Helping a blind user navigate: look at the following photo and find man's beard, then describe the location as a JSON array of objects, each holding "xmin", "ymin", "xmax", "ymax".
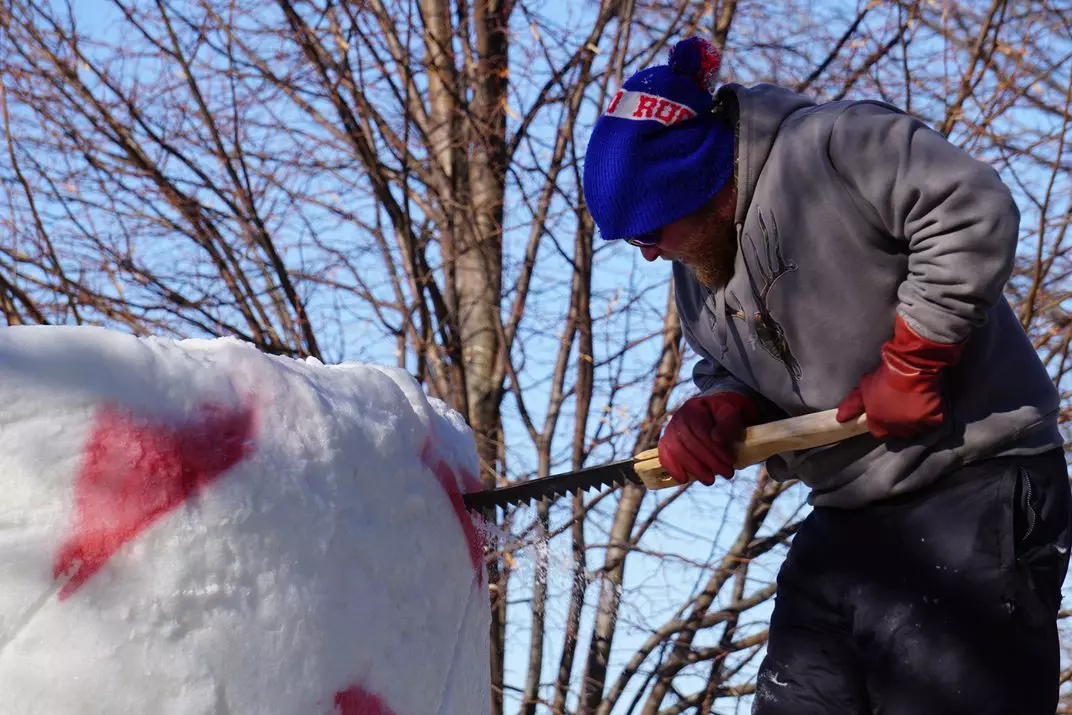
[{"xmin": 681, "ymin": 212, "xmax": 738, "ymax": 290}]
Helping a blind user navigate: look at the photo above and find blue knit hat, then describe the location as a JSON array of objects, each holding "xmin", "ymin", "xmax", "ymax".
[{"xmin": 583, "ymin": 37, "xmax": 735, "ymax": 243}]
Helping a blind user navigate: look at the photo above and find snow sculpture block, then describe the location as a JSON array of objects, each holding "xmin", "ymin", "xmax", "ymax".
[{"xmin": 0, "ymin": 326, "xmax": 489, "ymax": 714}]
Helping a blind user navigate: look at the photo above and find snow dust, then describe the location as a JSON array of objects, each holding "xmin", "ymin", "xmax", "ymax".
[{"xmin": 478, "ymin": 512, "xmax": 591, "ymax": 603}]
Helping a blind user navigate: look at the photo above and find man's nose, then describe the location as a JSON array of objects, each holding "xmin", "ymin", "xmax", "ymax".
[{"xmin": 640, "ymin": 245, "xmax": 660, "ymax": 262}]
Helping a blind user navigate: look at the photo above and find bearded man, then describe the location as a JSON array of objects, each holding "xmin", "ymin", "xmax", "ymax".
[{"xmin": 582, "ymin": 36, "xmax": 1071, "ymax": 714}]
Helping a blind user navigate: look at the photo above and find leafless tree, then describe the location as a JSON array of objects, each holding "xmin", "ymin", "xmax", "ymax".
[{"xmin": 2, "ymin": 0, "xmax": 1070, "ymax": 712}]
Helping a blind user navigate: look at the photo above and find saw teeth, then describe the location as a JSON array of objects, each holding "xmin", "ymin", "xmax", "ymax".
[{"xmin": 460, "ymin": 458, "xmax": 636, "ymax": 513}]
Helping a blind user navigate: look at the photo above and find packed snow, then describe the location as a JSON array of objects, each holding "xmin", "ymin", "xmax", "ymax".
[{"xmin": 0, "ymin": 325, "xmax": 490, "ymax": 714}]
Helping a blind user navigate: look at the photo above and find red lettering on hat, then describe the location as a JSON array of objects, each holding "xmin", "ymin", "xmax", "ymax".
[
  {"xmin": 677, "ymin": 106, "xmax": 697, "ymax": 122},
  {"xmin": 654, "ymin": 99, "xmax": 680, "ymax": 124},
  {"xmin": 605, "ymin": 89, "xmax": 624, "ymax": 114},
  {"xmin": 633, "ymin": 94, "xmax": 658, "ymax": 119}
]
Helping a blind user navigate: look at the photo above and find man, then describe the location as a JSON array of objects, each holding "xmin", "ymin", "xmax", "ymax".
[{"xmin": 583, "ymin": 36, "xmax": 1072, "ymax": 713}]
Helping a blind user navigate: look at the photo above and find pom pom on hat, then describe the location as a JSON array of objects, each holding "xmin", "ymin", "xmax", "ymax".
[
  {"xmin": 582, "ymin": 36, "xmax": 735, "ymax": 243},
  {"xmin": 668, "ymin": 36, "xmax": 722, "ymax": 92}
]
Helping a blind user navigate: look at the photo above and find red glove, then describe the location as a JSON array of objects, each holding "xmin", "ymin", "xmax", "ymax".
[
  {"xmin": 659, "ymin": 392, "xmax": 757, "ymax": 485},
  {"xmin": 836, "ymin": 314, "xmax": 965, "ymax": 440}
]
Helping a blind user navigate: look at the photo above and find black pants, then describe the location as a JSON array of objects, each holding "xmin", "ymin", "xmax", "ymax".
[{"xmin": 753, "ymin": 449, "xmax": 1072, "ymax": 714}]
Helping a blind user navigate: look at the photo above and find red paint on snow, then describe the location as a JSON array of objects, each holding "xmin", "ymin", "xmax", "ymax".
[
  {"xmin": 334, "ymin": 685, "xmax": 396, "ymax": 715},
  {"xmin": 420, "ymin": 438, "xmax": 484, "ymax": 585},
  {"xmin": 456, "ymin": 464, "xmax": 482, "ymax": 495},
  {"xmin": 53, "ymin": 401, "xmax": 256, "ymax": 600}
]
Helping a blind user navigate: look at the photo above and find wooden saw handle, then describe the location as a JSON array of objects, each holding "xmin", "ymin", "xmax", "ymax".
[{"xmin": 632, "ymin": 408, "xmax": 870, "ymax": 490}]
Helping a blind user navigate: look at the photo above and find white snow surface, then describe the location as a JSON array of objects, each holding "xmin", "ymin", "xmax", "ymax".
[{"xmin": 0, "ymin": 325, "xmax": 489, "ymax": 714}]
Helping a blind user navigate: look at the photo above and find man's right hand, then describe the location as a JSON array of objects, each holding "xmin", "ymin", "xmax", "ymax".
[{"xmin": 659, "ymin": 392, "xmax": 758, "ymax": 485}]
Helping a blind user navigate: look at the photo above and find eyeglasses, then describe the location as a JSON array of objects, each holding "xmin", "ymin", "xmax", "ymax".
[{"xmin": 625, "ymin": 231, "xmax": 660, "ymax": 248}]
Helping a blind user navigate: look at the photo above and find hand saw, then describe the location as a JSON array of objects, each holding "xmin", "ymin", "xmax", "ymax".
[{"xmin": 461, "ymin": 409, "xmax": 870, "ymax": 513}]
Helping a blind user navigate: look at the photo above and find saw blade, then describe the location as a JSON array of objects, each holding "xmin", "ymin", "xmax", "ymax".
[{"xmin": 461, "ymin": 458, "xmax": 643, "ymax": 513}]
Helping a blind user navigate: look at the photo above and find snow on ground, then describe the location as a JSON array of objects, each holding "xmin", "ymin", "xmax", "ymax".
[{"xmin": 0, "ymin": 325, "xmax": 489, "ymax": 714}]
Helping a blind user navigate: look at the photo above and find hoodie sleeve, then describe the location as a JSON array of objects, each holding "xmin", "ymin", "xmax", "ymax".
[
  {"xmin": 684, "ymin": 326, "xmax": 786, "ymax": 422},
  {"xmin": 677, "ymin": 304, "xmax": 763, "ymax": 396},
  {"xmin": 827, "ymin": 101, "xmax": 1020, "ymax": 345},
  {"xmin": 672, "ymin": 266, "xmax": 787, "ymax": 422},
  {"xmin": 691, "ymin": 347, "xmax": 751, "ymax": 396},
  {"xmin": 673, "ymin": 281, "xmax": 754, "ymax": 396}
]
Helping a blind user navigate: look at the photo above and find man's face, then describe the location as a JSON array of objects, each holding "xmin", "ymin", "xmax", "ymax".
[{"xmin": 637, "ymin": 181, "xmax": 738, "ymax": 289}]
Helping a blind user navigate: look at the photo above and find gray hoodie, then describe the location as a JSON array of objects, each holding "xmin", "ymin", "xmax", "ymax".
[{"xmin": 673, "ymin": 83, "xmax": 1063, "ymax": 508}]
